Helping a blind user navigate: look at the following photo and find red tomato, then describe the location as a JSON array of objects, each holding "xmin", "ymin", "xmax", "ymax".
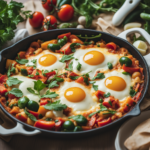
[
  {"xmin": 106, "ymin": 42, "xmax": 117, "ymax": 50},
  {"xmin": 42, "ymin": 15, "xmax": 57, "ymax": 31},
  {"xmin": 42, "ymin": 0, "xmax": 56, "ymax": 11},
  {"xmin": 58, "ymin": 4, "xmax": 74, "ymax": 22},
  {"xmin": 29, "ymin": 11, "xmax": 44, "ymax": 28}
]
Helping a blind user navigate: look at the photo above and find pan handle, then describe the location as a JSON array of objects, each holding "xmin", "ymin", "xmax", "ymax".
[
  {"xmin": 0, "ymin": 122, "xmax": 41, "ymax": 136},
  {"xmin": 117, "ymin": 28, "xmax": 150, "ymax": 44}
]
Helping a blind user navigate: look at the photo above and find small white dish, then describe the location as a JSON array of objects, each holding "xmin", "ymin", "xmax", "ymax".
[{"xmin": 115, "ymin": 110, "xmax": 150, "ymax": 150}]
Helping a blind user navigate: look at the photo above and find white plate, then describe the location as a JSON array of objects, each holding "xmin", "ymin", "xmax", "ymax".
[{"xmin": 115, "ymin": 110, "xmax": 150, "ymax": 150}]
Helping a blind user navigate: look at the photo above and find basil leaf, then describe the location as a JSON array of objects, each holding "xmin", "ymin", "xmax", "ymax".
[
  {"xmin": 77, "ymin": 62, "xmax": 82, "ymax": 71},
  {"xmin": 41, "ymin": 91, "xmax": 59, "ymax": 98},
  {"xmin": 31, "ymin": 59, "xmax": 37, "ymax": 64},
  {"xmin": 70, "ymin": 43, "xmax": 81, "ymax": 52},
  {"xmin": 16, "ymin": 59, "xmax": 28, "ymax": 64},
  {"xmin": 59, "ymin": 54, "xmax": 74, "ymax": 63},
  {"xmin": 33, "ymin": 80, "xmax": 46, "ymax": 92},
  {"xmin": 122, "ymin": 72, "xmax": 131, "ymax": 76},
  {"xmin": 48, "ymin": 81, "xmax": 59, "ymax": 89},
  {"xmin": 27, "ymin": 87, "xmax": 39, "ymax": 95},
  {"xmin": 103, "ymin": 92, "xmax": 111, "ymax": 98},
  {"xmin": 24, "ymin": 108, "xmax": 37, "ymax": 122},
  {"xmin": 44, "ymin": 100, "xmax": 67, "ymax": 111},
  {"xmin": 130, "ymin": 87, "xmax": 137, "ymax": 97},
  {"xmin": 107, "ymin": 62, "xmax": 113, "ymax": 70},
  {"xmin": 8, "ymin": 88, "xmax": 23, "ymax": 97},
  {"xmin": 92, "ymin": 73, "xmax": 105, "ymax": 80},
  {"xmin": 6, "ymin": 77, "xmax": 23, "ymax": 86},
  {"xmin": 65, "ymin": 62, "xmax": 73, "ymax": 71}
]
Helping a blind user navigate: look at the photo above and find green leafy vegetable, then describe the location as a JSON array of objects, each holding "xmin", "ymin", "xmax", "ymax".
[
  {"xmin": 65, "ymin": 62, "xmax": 73, "ymax": 71},
  {"xmin": 77, "ymin": 62, "xmax": 82, "ymax": 71},
  {"xmin": 59, "ymin": 54, "xmax": 74, "ymax": 63},
  {"xmin": 34, "ymin": 80, "xmax": 46, "ymax": 93},
  {"xmin": 31, "ymin": 59, "xmax": 37, "ymax": 64},
  {"xmin": 68, "ymin": 115, "xmax": 87, "ymax": 125},
  {"xmin": 7, "ymin": 64, "xmax": 16, "ymax": 77},
  {"xmin": 133, "ymin": 34, "xmax": 146, "ymax": 43},
  {"xmin": 8, "ymin": 88, "xmax": 23, "ymax": 97},
  {"xmin": 70, "ymin": 43, "xmax": 81, "ymax": 52},
  {"xmin": 90, "ymin": 81, "xmax": 98, "ymax": 91},
  {"xmin": 41, "ymin": 91, "xmax": 59, "ymax": 99},
  {"xmin": 70, "ymin": 76, "xmax": 79, "ymax": 80},
  {"xmin": 130, "ymin": 87, "xmax": 137, "ymax": 97},
  {"xmin": 44, "ymin": 100, "xmax": 67, "ymax": 111},
  {"xmin": 122, "ymin": 72, "xmax": 131, "ymax": 76},
  {"xmin": 27, "ymin": 87, "xmax": 39, "ymax": 95},
  {"xmin": 107, "ymin": 62, "xmax": 113, "ymax": 70},
  {"xmin": 24, "ymin": 108, "xmax": 37, "ymax": 122},
  {"xmin": 6, "ymin": 77, "xmax": 23, "ymax": 86},
  {"xmin": 76, "ymin": 34, "xmax": 102, "ymax": 39},
  {"xmin": 16, "ymin": 59, "xmax": 28, "ymax": 65},
  {"xmin": 104, "ymin": 92, "xmax": 111, "ymax": 98},
  {"xmin": 88, "ymin": 110, "xmax": 101, "ymax": 118},
  {"xmin": 48, "ymin": 81, "xmax": 59, "ymax": 89},
  {"xmin": 92, "ymin": 73, "xmax": 105, "ymax": 80}
]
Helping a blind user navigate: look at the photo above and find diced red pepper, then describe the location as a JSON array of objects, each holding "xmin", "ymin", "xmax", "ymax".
[
  {"xmin": 45, "ymin": 71, "xmax": 56, "ymax": 78},
  {"xmin": 0, "ymin": 75, "xmax": 8, "ymax": 84},
  {"xmin": 40, "ymin": 98, "xmax": 51, "ymax": 106},
  {"xmin": 106, "ymin": 42, "xmax": 117, "ymax": 50},
  {"xmin": 123, "ymin": 105, "xmax": 130, "ymax": 113},
  {"xmin": 82, "ymin": 126, "xmax": 92, "ymax": 130},
  {"xmin": 133, "ymin": 92, "xmax": 141, "ymax": 102},
  {"xmin": 98, "ymin": 117, "xmax": 111, "ymax": 127},
  {"xmin": 28, "ymin": 110, "xmax": 39, "ymax": 119},
  {"xmin": 16, "ymin": 114, "xmax": 27, "ymax": 122},
  {"xmin": 95, "ymin": 90, "xmax": 105, "ymax": 99},
  {"xmin": 34, "ymin": 120, "xmax": 55, "ymax": 130},
  {"xmin": 75, "ymin": 76, "xmax": 84, "ymax": 83},
  {"xmin": 26, "ymin": 66, "xmax": 34, "ymax": 75},
  {"xmin": 59, "ymin": 43, "xmax": 72, "ymax": 55},
  {"xmin": 122, "ymin": 64, "xmax": 140, "ymax": 74},
  {"xmin": 58, "ymin": 32, "xmax": 71, "ymax": 39},
  {"xmin": 88, "ymin": 114, "xmax": 96, "ymax": 127},
  {"xmin": 8, "ymin": 93, "xmax": 16, "ymax": 100},
  {"xmin": 69, "ymin": 72, "xmax": 79, "ymax": 77},
  {"xmin": 55, "ymin": 117, "xmax": 64, "ymax": 131},
  {"xmin": 0, "ymin": 84, "xmax": 7, "ymax": 96}
]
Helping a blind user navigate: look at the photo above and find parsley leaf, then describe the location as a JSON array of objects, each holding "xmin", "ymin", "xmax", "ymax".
[
  {"xmin": 55, "ymin": 77, "xmax": 64, "ymax": 82},
  {"xmin": 34, "ymin": 80, "xmax": 46, "ymax": 93},
  {"xmin": 59, "ymin": 54, "xmax": 74, "ymax": 63},
  {"xmin": 122, "ymin": 72, "xmax": 131, "ymax": 76},
  {"xmin": 24, "ymin": 108, "xmax": 37, "ymax": 122},
  {"xmin": 31, "ymin": 59, "xmax": 37, "ymax": 64},
  {"xmin": 92, "ymin": 73, "xmax": 105, "ymax": 80},
  {"xmin": 88, "ymin": 110, "xmax": 101, "ymax": 118},
  {"xmin": 77, "ymin": 62, "xmax": 82, "ymax": 71},
  {"xmin": 70, "ymin": 76, "xmax": 79, "ymax": 80},
  {"xmin": 42, "ymin": 70, "xmax": 49, "ymax": 76},
  {"xmin": 65, "ymin": 62, "xmax": 73, "ymax": 71},
  {"xmin": 6, "ymin": 77, "xmax": 23, "ymax": 86},
  {"xmin": 8, "ymin": 88, "xmax": 23, "ymax": 97},
  {"xmin": 7, "ymin": 64, "xmax": 16, "ymax": 77},
  {"xmin": 130, "ymin": 87, "xmax": 137, "ymax": 97},
  {"xmin": 107, "ymin": 62, "xmax": 113, "ymax": 70},
  {"xmin": 104, "ymin": 92, "xmax": 111, "ymax": 98},
  {"xmin": 93, "ymin": 84, "xmax": 98, "ymax": 91},
  {"xmin": 44, "ymin": 100, "xmax": 67, "ymax": 111},
  {"xmin": 27, "ymin": 87, "xmax": 39, "ymax": 95},
  {"xmin": 48, "ymin": 81, "xmax": 59, "ymax": 89},
  {"xmin": 16, "ymin": 59, "xmax": 28, "ymax": 65},
  {"xmin": 41, "ymin": 91, "xmax": 59, "ymax": 99},
  {"xmin": 70, "ymin": 43, "xmax": 81, "ymax": 52}
]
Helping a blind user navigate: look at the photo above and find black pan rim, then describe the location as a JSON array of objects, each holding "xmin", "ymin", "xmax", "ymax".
[{"xmin": 0, "ymin": 28, "xmax": 149, "ymax": 135}]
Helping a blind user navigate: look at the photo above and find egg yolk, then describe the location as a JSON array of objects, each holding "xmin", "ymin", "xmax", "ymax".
[
  {"xmin": 83, "ymin": 51, "xmax": 105, "ymax": 65},
  {"xmin": 105, "ymin": 76, "xmax": 126, "ymax": 91},
  {"xmin": 64, "ymin": 87, "xmax": 86, "ymax": 103},
  {"xmin": 39, "ymin": 54, "xmax": 57, "ymax": 66}
]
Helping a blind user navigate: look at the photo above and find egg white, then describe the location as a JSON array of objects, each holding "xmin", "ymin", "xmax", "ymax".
[
  {"xmin": 25, "ymin": 50, "xmax": 66, "ymax": 72},
  {"xmin": 72, "ymin": 47, "xmax": 119, "ymax": 78},
  {"xmin": 56, "ymin": 81, "xmax": 98, "ymax": 114},
  {"xmin": 12, "ymin": 75, "xmax": 47, "ymax": 103},
  {"xmin": 93, "ymin": 70, "xmax": 132, "ymax": 101}
]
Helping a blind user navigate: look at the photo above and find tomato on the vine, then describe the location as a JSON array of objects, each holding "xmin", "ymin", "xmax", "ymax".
[
  {"xmin": 29, "ymin": 11, "xmax": 44, "ymax": 28},
  {"xmin": 58, "ymin": 4, "xmax": 74, "ymax": 22},
  {"xmin": 42, "ymin": 0, "xmax": 56, "ymax": 11},
  {"xmin": 42, "ymin": 15, "xmax": 57, "ymax": 31}
]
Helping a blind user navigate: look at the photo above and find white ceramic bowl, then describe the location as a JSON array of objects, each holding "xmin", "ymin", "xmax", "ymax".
[{"xmin": 115, "ymin": 110, "xmax": 150, "ymax": 150}]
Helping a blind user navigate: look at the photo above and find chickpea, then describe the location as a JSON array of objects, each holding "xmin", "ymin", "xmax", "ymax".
[
  {"xmin": 132, "ymin": 72, "xmax": 141, "ymax": 79},
  {"xmin": 27, "ymin": 118, "xmax": 35, "ymax": 126},
  {"xmin": 45, "ymin": 111, "xmax": 54, "ymax": 119},
  {"xmin": 134, "ymin": 77, "xmax": 141, "ymax": 83}
]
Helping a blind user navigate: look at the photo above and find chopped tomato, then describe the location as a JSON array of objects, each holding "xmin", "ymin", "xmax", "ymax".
[
  {"xmin": 75, "ymin": 76, "xmax": 84, "ymax": 83},
  {"xmin": 88, "ymin": 114, "xmax": 96, "ymax": 127},
  {"xmin": 45, "ymin": 70, "xmax": 56, "ymax": 78},
  {"xmin": 82, "ymin": 126, "xmax": 92, "ymax": 130},
  {"xmin": 0, "ymin": 84, "xmax": 7, "ymax": 96},
  {"xmin": 55, "ymin": 117, "xmax": 64, "ymax": 131},
  {"xmin": 16, "ymin": 114, "xmax": 27, "ymax": 122},
  {"xmin": 58, "ymin": 32, "xmax": 71, "ymax": 39},
  {"xmin": 123, "ymin": 105, "xmax": 130, "ymax": 113},
  {"xmin": 40, "ymin": 98, "xmax": 51, "ymax": 106},
  {"xmin": 26, "ymin": 66, "xmax": 34, "ymax": 75},
  {"xmin": 34, "ymin": 120, "xmax": 55, "ymax": 130},
  {"xmin": 122, "ymin": 64, "xmax": 140, "ymax": 74},
  {"xmin": 103, "ymin": 96, "xmax": 120, "ymax": 109},
  {"xmin": 95, "ymin": 90, "xmax": 105, "ymax": 99},
  {"xmin": 106, "ymin": 42, "xmax": 117, "ymax": 50},
  {"xmin": 69, "ymin": 72, "xmax": 79, "ymax": 77},
  {"xmin": 28, "ymin": 110, "xmax": 39, "ymax": 119},
  {"xmin": 135, "ymin": 83, "xmax": 140, "ymax": 92},
  {"xmin": 98, "ymin": 117, "xmax": 111, "ymax": 127},
  {"xmin": 0, "ymin": 75, "xmax": 8, "ymax": 84},
  {"xmin": 18, "ymin": 51, "xmax": 26, "ymax": 59},
  {"xmin": 69, "ymin": 34, "xmax": 83, "ymax": 44},
  {"xmin": 133, "ymin": 92, "xmax": 141, "ymax": 102},
  {"xmin": 8, "ymin": 93, "xmax": 16, "ymax": 100},
  {"xmin": 59, "ymin": 42, "xmax": 72, "ymax": 55}
]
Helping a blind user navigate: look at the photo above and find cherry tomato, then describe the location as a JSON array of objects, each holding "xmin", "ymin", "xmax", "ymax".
[
  {"xmin": 58, "ymin": 4, "xmax": 74, "ymax": 22},
  {"xmin": 29, "ymin": 11, "xmax": 44, "ymax": 28},
  {"xmin": 42, "ymin": 0, "xmax": 56, "ymax": 11},
  {"xmin": 42, "ymin": 15, "xmax": 57, "ymax": 31}
]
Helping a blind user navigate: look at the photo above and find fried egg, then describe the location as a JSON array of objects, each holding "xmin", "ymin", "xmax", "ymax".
[
  {"xmin": 93, "ymin": 70, "xmax": 132, "ymax": 101},
  {"xmin": 72, "ymin": 47, "xmax": 119, "ymax": 78},
  {"xmin": 12, "ymin": 75, "xmax": 46, "ymax": 103},
  {"xmin": 57, "ymin": 81, "xmax": 98, "ymax": 114},
  {"xmin": 25, "ymin": 50, "xmax": 66, "ymax": 72}
]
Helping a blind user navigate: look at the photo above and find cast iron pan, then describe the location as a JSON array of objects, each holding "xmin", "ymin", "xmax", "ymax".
[{"xmin": 0, "ymin": 29, "xmax": 149, "ymax": 137}]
